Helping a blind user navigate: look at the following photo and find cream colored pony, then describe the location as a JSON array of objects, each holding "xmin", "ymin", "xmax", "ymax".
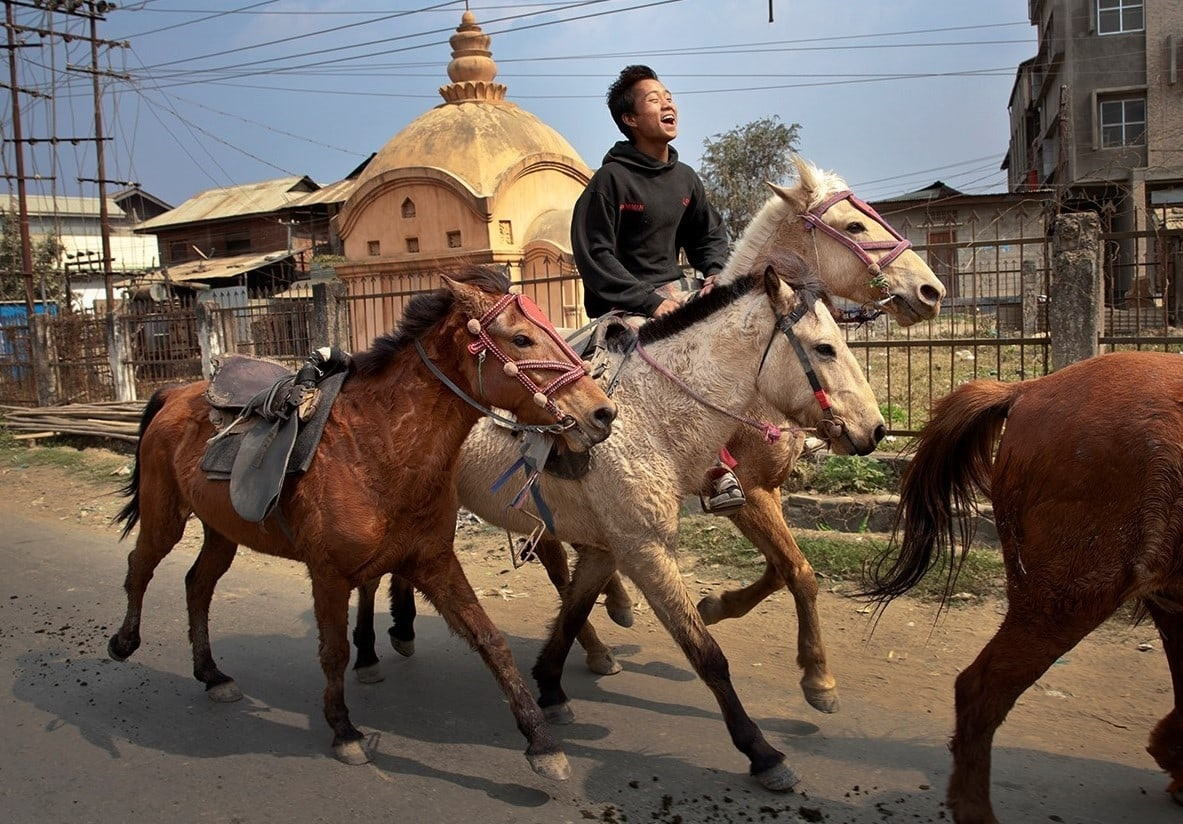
[{"xmin": 368, "ymin": 156, "xmax": 944, "ymax": 712}]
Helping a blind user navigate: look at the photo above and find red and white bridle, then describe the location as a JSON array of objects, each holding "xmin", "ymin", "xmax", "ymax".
[{"xmin": 464, "ymin": 291, "xmax": 590, "ymax": 425}]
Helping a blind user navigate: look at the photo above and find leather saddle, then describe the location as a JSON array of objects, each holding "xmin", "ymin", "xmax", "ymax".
[{"xmin": 200, "ymin": 348, "xmax": 350, "ymax": 523}]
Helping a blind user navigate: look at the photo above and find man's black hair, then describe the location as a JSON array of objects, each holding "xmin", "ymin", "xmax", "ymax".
[{"xmin": 607, "ymin": 65, "xmax": 660, "ymax": 140}]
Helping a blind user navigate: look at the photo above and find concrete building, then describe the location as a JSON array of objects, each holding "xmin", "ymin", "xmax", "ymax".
[{"xmin": 1003, "ymin": 0, "xmax": 1183, "ymax": 301}]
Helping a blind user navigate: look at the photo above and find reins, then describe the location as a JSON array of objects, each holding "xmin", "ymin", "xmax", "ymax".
[{"xmin": 633, "ymin": 285, "xmax": 845, "ymax": 446}]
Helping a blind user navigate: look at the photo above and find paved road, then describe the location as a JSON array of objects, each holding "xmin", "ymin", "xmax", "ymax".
[{"xmin": 0, "ymin": 509, "xmax": 1174, "ymax": 824}]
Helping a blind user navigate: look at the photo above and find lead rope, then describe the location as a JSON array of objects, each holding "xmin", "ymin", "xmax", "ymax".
[{"xmin": 632, "ymin": 341, "xmax": 782, "ymax": 445}]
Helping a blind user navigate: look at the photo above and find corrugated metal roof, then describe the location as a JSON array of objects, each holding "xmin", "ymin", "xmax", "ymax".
[
  {"xmin": 138, "ymin": 249, "xmax": 294, "ymax": 284},
  {"xmin": 2, "ymin": 194, "xmax": 125, "ymax": 219},
  {"xmin": 135, "ymin": 176, "xmax": 319, "ymax": 231},
  {"xmin": 288, "ymin": 177, "xmax": 358, "ymax": 208}
]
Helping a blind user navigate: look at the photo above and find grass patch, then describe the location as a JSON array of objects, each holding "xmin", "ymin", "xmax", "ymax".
[
  {"xmin": 0, "ymin": 430, "xmax": 131, "ymax": 484},
  {"xmin": 677, "ymin": 513, "xmax": 1006, "ymax": 602}
]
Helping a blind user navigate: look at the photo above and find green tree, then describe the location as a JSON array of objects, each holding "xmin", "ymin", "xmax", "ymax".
[
  {"xmin": 0, "ymin": 209, "xmax": 66, "ymax": 304},
  {"xmin": 699, "ymin": 115, "xmax": 802, "ymax": 241}
]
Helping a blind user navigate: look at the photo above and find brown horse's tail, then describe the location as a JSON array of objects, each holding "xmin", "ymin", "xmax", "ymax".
[
  {"xmin": 112, "ymin": 388, "xmax": 170, "ymax": 540},
  {"xmin": 861, "ymin": 378, "xmax": 1021, "ymax": 605}
]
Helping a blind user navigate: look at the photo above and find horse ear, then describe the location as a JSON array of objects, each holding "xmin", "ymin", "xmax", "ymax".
[
  {"xmin": 440, "ymin": 275, "xmax": 487, "ymax": 320},
  {"xmin": 762, "ymin": 264, "xmax": 783, "ymax": 299},
  {"xmin": 767, "ymin": 181, "xmax": 806, "ymax": 212}
]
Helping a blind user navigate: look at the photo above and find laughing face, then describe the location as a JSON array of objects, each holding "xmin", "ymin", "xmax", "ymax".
[{"xmin": 623, "ymin": 78, "xmax": 678, "ymax": 149}]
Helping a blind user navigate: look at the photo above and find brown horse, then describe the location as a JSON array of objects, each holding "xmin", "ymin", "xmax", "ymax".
[
  {"xmin": 862, "ymin": 351, "xmax": 1183, "ymax": 823},
  {"xmin": 107, "ymin": 265, "xmax": 616, "ymax": 776},
  {"xmin": 363, "ymin": 156, "xmax": 944, "ymax": 711}
]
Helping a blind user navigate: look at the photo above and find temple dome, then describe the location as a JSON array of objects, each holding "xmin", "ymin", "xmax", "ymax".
[{"xmin": 352, "ymin": 11, "xmax": 587, "ymax": 197}]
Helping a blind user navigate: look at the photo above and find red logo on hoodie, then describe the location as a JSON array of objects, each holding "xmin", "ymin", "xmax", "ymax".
[
  {"xmin": 682, "ymin": 198, "xmax": 690, "ymax": 207},
  {"xmin": 620, "ymin": 202, "xmax": 644, "ymax": 212}
]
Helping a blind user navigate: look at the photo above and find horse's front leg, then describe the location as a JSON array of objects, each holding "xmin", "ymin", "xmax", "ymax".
[
  {"xmin": 310, "ymin": 571, "xmax": 371, "ymax": 765},
  {"xmin": 410, "ymin": 548, "xmax": 568, "ymax": 781},
  {"xmin": 532, "ymin": 546, "xmax": 619, "ymax": 721},
  {"xmin": 722, "ymin": 484, "xmax": 837, "ymax": 713},
  {"xmin": 616, "ymin": 542, "xmax": 798, "ymax": 793},
  {"xmin": 533, "ymin": 537, "xmax": 621, "ymax": 675},
  {"xmin": 1143, "ymin": 602, "xmax": 1183, "ymax": 806},
  {"xmin": 352, "ymin": 577, "xmax": 384, "ymax": 683}
]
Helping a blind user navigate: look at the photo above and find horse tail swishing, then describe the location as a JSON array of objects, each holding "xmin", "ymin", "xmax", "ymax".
[
  {"xmin": 863, "ymin": 351, "xmax": 1183, "ymax": 823},
  {"xmin": 113, "ymin": 387, "xmax": 172, "ymax": 539},
  {"xmin": 864, "ymin": 378, "xmax": 1016, "ymax": 603}
]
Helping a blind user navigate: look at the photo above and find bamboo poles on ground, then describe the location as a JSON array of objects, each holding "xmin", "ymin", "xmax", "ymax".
[{"xmin": 1, "ymin": 402, "xmax": 144, "ymax": 443}]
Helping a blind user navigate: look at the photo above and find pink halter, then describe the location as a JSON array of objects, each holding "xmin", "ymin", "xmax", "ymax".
[{"xmin": 801, "ymin": 190, "xmax": 913, "ymax": 276}]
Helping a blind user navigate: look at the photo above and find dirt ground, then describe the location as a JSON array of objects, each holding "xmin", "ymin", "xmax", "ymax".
[{"xmin": 1, "ymin": 443, "xmax": 1178, "ymax": 822}]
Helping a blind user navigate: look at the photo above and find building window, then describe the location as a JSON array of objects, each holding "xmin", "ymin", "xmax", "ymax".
[
  {"xmin": 406, "ymin": 237, "xmax": 419, "ymax": 253},
  {"xmin": 168, "ymin": 241, "xmax": 189, "ymax": 263},
  {"xmin": 1097, "ymin": 0, "xmax": 1143, "ymax": 35},
  {"xmin": 401, "ymin": 198, "xmax": 416, "ymax": 219},
  {"xmin": 447, "ymin": 230, "xmax": 462, "ymax": 249},
  {"xmin": 499, "ymin": 220, "xmax": 513, "ymax": 244},
  {"xmin": 367, "ymin": 240, "xmax": 381, "ymax": 256},
  {"xmin": 1099, "ymin": 96, "xmax": 1146, "ymax": 147},
  {"xmin": 223, "ymin": 232, "xmax": 251, "ymax": 255}
]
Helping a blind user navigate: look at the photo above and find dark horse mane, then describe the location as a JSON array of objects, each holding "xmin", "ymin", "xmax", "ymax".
[
  {"xmin": 637, "ymin": 249, "xmax": 826, "ymax": 346},
  {"xmin": 351, "ymin": 264, "xmax": 511, "ymax": 379}
]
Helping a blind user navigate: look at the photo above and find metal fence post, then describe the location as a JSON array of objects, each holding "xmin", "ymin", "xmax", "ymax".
[
  {"xmin": 312, "ymin": 281, "xmax": 349, "ymax": 350},
  {"xmin": 1049, "ymin": 212, "xmax": 1103, "ymax": 370},
  {"xmin": 105, "ymin": 313, "xmax": 136, "ymax": 402},
  {"xmin": 196, "ymin": 300, "xmax": 224, "ymax": 380}
]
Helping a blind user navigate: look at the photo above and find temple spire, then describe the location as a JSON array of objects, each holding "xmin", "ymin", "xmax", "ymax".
[{"xmin": 439, "ymin": 11, "xmax": 507, "ymax": 104}]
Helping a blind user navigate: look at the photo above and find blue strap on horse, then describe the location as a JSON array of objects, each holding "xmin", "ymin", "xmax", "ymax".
[{"xmin": 490, "ymin": 431, "xmax": 558, "ymax": 534}]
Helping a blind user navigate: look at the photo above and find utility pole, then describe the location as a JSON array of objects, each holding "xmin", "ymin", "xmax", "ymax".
[
  {"xmin": 5, "ymin": 0, "xmax": 36, "ymax": 316},
  {"xmin": 89, "ymin": 1, "xmax": 112, "ymax": 309}
]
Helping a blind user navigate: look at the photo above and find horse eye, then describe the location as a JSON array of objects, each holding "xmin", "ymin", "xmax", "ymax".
[
  {"xmin": 846, "ymin": 221, "xmax": 866, "ymax": 234},
  {"xmin": 511, "ymin": 334, "xmax": 533, "ymax": 348},
  {"xmin": 815, "ymin": 343, "xmax": 837, "ymax": 358}
]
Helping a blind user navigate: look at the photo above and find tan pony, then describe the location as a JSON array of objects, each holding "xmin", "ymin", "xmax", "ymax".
[{"xmin": 364, "ymin": 156, "xmax": 944, "ymax": 713}]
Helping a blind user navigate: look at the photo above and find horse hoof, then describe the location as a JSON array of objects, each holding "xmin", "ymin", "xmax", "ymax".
[
  {"xmin": 527, "ymin": 750, "xmax": 571, "ymax": 781},
  {"xmin": 606, "ymin": 605, "xmax": 634, "ymax": 628},
  {"xmin": 585, "ymin": 650, "xmax": 622, "ymax": 676},
  {"xmin": 333, "ymin": 738, "xmax": 373, "ymax": 766},
  {"xmin": 543, "ymin": 702, "xmax": 575, "ymax": 725},
  {"xmin": 803, "ymin": 685, "xmax": 839, "ymax": 714},
  {"xmin": 391, "ymin": 638, "xmax": 415, "ymax": 658},
  {"xmin": 354, "ymin": 664, "xmax": 384, "ymax": 684},
  {"xmin": 206, "ymin": 680, "xmax": 243, "ymax": 703},
  {"xmin": 696, "ymin": 594, "xmax": 724, "ymax": 626},
  {"xmin": 107, "ymin": 635, "xmax": 134, "ymax": 661},
  {"xmin": 753, "ymin": 762, "xmax": 801, "ymax": 793}
]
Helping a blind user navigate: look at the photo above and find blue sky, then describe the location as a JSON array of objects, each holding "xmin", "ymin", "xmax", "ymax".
[{"xmin": 6, "ymin": 1, "xmax": 1038, "ymax": 209}]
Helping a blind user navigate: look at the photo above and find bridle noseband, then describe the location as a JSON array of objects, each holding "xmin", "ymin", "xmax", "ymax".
[
  {"xmin": 801, "ymin": 189, "xmax": 913, "ymax": 324},
  {"xmin": 417, "ymin": 290, "xmax": 591, "ymax": 433}
]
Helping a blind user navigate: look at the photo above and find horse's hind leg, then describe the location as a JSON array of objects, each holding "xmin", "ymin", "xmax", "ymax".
[
  {"xmin": 351, "ymin": 577, "xmax": 384, "ymax": 683},
  {"xmin": 535, "ymin": 538, "xmax": 621, "ymax": 675},
  {"xmin": 185, "ymin": 526, "xmax": 243, "ymax": 702},
  {"xmin": 387, "ymin": 574, "xmax": 417, "ymax": 657},
  {"xmin": 699, "ymin": 484, "xmax": 837, "ymax": 713},
  {"xmin": 615, "ymin": 543, "xmax": 797, "ymax": 792},
  {"xmin": 1145, "ymin": 600, "xmax": 1183, "ymax": 804},
  {"xmin": 947, "ymin": 602, "xmax": 1108, "ymax": 824},
  {"xmin": 532, "ymin": 546, "xmax": 620, "ymax": 722},
  {"xmin": 109, "ymin": 487, "xmax": 190, "ymax": 662},
  {"xmin": 411, "ymin": 550, "xmax": 569, "ymax": 781}
]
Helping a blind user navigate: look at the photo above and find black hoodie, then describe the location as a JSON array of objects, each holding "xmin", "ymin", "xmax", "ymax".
[{"xmin": 571, "ymin": 141, "xmax": 729, "ymax": 317}]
